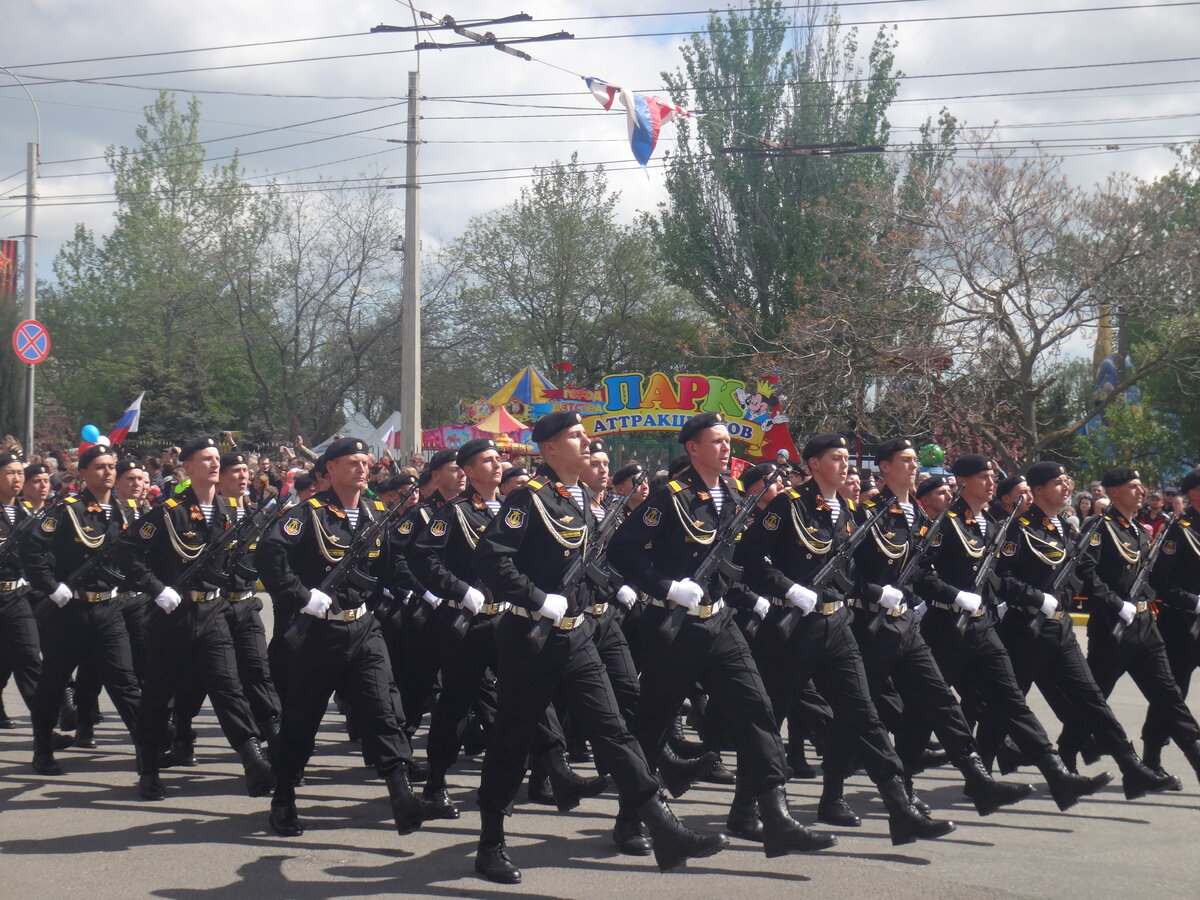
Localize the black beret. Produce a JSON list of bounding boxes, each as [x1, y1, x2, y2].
[[180, 437, 217, 462], [426, 448, 457, 471], [79, 442, 115, 468], [875, 437, 914, 464], [740, 462, 778, 492], [802, 433, 847, 461], [1179, 468, 1200, 494], [532, 411, 583, 443], [667, 453, 692, 479], [678, 412, 725, 445], [115, 458, 145, 477], [501, 466, 529, 485], [996, 474, 1025, 496], [392, 471, 417, 487], [1025, 461, 1067, 488], [24, 462, 48, 478], [950, 454, 993, 478], [293, 472, 315, 492], [219, 451, 248, 471], [611, 463, 643, 486], [1101, 466, 1140, 489], [456, 438, 497, 468], [915, 474, 949, 500], [322, 437, 368, 463], [313, 456, 327, 475], [416, 468, 432, 488], [587, 438, 606, 455], [0, 451, 24, 469]]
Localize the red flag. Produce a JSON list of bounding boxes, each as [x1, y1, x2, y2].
[[0, 240, 17, 296]]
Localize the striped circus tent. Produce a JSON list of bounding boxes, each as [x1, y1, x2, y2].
[[487, 366, 557, 407], [475, 405, 528, 435]]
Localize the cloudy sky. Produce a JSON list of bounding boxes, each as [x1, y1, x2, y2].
[[2, 0, 1198, 284]]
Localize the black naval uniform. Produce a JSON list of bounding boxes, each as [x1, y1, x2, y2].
[[994, 504, 1172, 797], [24, 490, 142, 770], [119, 487, 269, 797], [0, 498, 41, 716], [914, 497, 1105, 809], [1146, 509, 1200, 763], [610, 465, 835, 857], [256, 488, 434, 837], [1060, 508, 1200, 778], [737, 480, 929, 834]]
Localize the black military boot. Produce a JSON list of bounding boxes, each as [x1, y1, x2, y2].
[[526, 771, 555, 806], [476, 809, 521, 884], [1142, 740, 1183, 790], [1179, 738, 1200, 787], [668, 712, 709, 760], [636, 793, 729, 872], [1036, 751, 1112, 811], [995, 736, 1025, 775], [0, 694, 12, 728], [385, 765, 439, 835], [612, 806, 652, 856], [32, 751, 64, 776], [726, 780, 764, 842], [136, 747, 166, 801], [958, 752, 1034, 816], [1115, 747, 1178, 800], [73, 717, 97, 749], [160, 730, 197, 768], [541, 748, 609, 812], [58, 686, 78, 732], [420, 766, 460, 820], [757, 785, 837, 857], [904, 774, 932, 816], [269, 782, 302, 836], [700, 757, 737, 785], [816, 772, 860, 827], [787, 740, 818, 780], [878, 775, 956, 846], [237, 737, 276, 798], [657, 744, 720, 798]]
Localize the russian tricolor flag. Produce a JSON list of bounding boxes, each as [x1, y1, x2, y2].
[[109, 392, 144, 444], [585, 76, 691, 168]]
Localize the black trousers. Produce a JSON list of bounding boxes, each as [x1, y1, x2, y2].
[[1144, 606, 1200, 749], [634, 603, 788, 795], [615, 600, 646, 672], [591, 605, 640, 726], [753, 604, 902, 782], [274, 611, 414, 783], [136, 598, 258, 753], [388, 600, 442, 740], [1060, 610, 1200, 756], [173, 594, 281, 738], [426, 607, 563, 773], [76, 594, 149, 725], [904, 607, 1053, 768], [995, 608, 1134, 757], [478, 613, 658, 815], [0, 589, 41, 712], [32, 598, 140, 754], [850, 607, 978, 765], [267, 598, 296, 703]]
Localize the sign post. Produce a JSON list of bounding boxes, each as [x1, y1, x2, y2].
[[12, 319, 49, 454]]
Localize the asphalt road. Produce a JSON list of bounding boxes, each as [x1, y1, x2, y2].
[[2, 621, 1198, 900]]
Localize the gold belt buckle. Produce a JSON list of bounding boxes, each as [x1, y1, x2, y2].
[[588, 603, 608, 616], [1135, 600, 1148, 614], [887, 603, 907, 618], [820, 601, 842, 616], [558, 615, 580, 631], [971, 606, 986, 618]]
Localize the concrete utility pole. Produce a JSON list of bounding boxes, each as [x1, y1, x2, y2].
[[400, 70, 421, 460]]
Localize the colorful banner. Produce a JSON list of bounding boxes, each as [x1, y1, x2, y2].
[[0, 240, 17, 296], [422, 424, 533, 451], [579, 372, 797, 460]]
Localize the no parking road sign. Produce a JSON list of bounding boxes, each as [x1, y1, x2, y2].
[[12, 319, 51, 365]]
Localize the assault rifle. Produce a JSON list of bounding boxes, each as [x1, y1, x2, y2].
[[1114, 513, 1174, 640]]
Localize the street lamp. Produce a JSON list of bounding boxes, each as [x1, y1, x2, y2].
[[1, 64, 41, 455]]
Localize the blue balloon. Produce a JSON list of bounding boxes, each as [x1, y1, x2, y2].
[[81, 424, 100, 442]]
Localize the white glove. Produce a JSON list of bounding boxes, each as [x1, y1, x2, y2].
[[50, 583, 73, 608], [753, 595, 771, 620], [154, 585, 182, 614], [913, 600, 928, 621], [996, 601, 1008, 620], [667, 579, 704, 611], [461, 586, 485, 615], [301, 588, 332, 618], [1040, 593, 1058, 617], [1118, 601, 1136, 625], [954, 591, 983, 614], [422, 590, 443, 609], [538, 593, 569, 624], [785, 583, 818, 615], [878, 585, 904, 610], [616, 585, 638, 609]]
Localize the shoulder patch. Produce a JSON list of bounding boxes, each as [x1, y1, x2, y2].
[[1089, 532, 1102, 547], [786, 488, 800, 499], [1163, 540, 1176, 555], [283, 517, 303, 536], [931, 532, 942, 547], [398, 519, 413, 535], [732, 478, 743, 492], [430, 519, 448, 537], [668, 480, 686, 493], [307, 497, 323, 508], [225, 497, 238, 508], [139, 520, 155, 539], [643, 506, 661, 527], [1001, 541, 1016, 557], [505, 507, 525, 529], [948, 510, 958, 518], [763, 512, 780, 531], [1017, 517, 1029, 527], [126, 499, 138, 509], [374, 500, 386, 511], [165, 498, 180, 509], [64, 496, 78, 505], [41, 516, 57, 533], [527, 478, 545, 491], [864, 498, 877, 509]]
